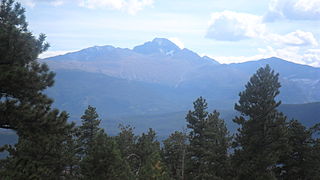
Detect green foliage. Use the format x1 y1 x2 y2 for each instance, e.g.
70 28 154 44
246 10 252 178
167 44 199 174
1 110 75 179
136 128 169 180
78 105 101 154
115 124 140 175
81 130 132 180
276 120 320 179
162 130 187 180
77 107 133 180
186 97 231 180
232 65 289 179
61 126 82 179
0 1 76 178
0 0 53 130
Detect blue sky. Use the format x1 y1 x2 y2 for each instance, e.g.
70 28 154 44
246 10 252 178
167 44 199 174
18 0 320 66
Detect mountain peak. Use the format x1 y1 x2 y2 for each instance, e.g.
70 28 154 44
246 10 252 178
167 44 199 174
133 38 180 55
152 38 175 46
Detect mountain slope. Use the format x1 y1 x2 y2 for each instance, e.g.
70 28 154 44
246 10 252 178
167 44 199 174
46 69 195 119
279 102 320 127
107 102 320 136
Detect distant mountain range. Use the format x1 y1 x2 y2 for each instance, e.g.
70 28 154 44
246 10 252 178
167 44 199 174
46 38 219 86
42 38 320 135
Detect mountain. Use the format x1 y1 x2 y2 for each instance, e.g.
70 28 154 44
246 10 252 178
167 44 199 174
279 102 320 127
46 38 219 86
133 38 181 55
41 38 320 135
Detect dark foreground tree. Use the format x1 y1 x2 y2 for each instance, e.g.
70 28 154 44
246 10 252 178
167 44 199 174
136 128 169 180
162 130 188 180
76 107 133 180
81 130 133 180
186 97 231 180
232 65 288 179
115 124 140 175
61 126 82 179
0 0 52 130
276 120 320 179
0 0 75 179
1 111 74 179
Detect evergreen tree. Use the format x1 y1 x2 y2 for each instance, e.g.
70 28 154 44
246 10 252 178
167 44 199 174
0 0 53 131
115 124 140 175
1 110 74 179
136 128 169 180
116 124 137 158
232 65 288 180
162 130 188 180
0 1 75 178
61 126 82 179
81 130 133 180
186 97 231 180
276 120 320 179
78 105 101 154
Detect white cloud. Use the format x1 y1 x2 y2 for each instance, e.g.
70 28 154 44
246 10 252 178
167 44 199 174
39 50 77 59
209 46 320 67
206 11 266 41
265 46 320 67
267 30 318 47
168 37 184 49
78 0 154 14
18 0 35 7
206 11 318 47
18 0 64 7
205 10 319 66
264 0 320 21
18 0 152 13
303 49 320 66
51 0 64 6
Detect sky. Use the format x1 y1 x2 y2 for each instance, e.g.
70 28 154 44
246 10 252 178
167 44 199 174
18 0 320 66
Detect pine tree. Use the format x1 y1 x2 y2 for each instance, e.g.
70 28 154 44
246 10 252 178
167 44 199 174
0 1 75 178
136 128 169 180
1 110 75 179
232 65 288 180
276 120 320 179
81 130 133 180
78 105 101 154
78 108 133 179
61 126 82 179
0 0 53 131
162 130 188 180
115 124 140 175
186 97 231 180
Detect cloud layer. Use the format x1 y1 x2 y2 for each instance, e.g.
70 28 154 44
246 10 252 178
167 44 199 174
206 11 318 47
19 0 154 14
206 11 266 41
78 0 154 14
206 2 319 67
264 0 320 21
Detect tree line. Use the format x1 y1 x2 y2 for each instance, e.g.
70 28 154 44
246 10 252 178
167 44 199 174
1 0 320 179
